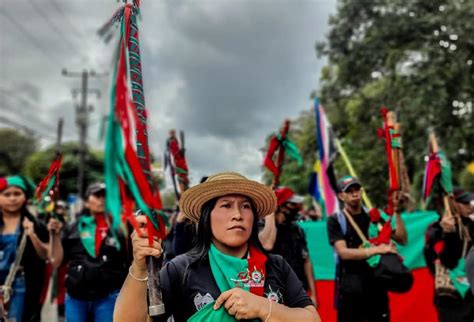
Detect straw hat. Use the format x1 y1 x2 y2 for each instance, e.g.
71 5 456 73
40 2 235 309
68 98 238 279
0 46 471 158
179 172 276 223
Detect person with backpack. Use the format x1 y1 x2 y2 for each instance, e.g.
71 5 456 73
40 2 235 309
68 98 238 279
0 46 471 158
327 176 407 322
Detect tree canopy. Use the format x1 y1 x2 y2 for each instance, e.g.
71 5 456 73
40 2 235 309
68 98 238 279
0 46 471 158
264 0 474 207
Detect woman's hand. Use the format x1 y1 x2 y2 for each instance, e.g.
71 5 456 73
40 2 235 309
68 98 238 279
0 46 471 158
213 288 269 320
22 217 35 237
374 243 397 255
131 215 163 272
47 218 63 236
440 215 456 233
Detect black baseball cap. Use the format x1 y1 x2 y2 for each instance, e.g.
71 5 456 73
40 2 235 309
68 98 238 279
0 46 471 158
85 182 106 198
337 176 361 192
454 187 474 204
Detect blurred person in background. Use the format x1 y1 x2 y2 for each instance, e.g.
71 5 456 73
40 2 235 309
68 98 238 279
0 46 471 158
51 182 130 322
424 188 474 322
0 176 59 322
258 186 317 305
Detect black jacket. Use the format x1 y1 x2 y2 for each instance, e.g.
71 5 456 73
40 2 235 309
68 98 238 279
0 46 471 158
62 215 130 300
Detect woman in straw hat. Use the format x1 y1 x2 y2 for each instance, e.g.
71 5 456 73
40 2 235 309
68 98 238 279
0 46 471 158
114 172 320 322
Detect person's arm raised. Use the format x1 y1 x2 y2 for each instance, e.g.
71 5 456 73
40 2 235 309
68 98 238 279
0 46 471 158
114 215 164 322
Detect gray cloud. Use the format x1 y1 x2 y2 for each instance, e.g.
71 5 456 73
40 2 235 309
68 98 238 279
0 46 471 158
1 0 336 186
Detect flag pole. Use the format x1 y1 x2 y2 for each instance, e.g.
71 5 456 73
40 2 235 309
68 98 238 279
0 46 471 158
335 138 373 209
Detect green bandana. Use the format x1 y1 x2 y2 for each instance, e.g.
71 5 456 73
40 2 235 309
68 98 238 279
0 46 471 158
188 244 266 322
449 258 470 298
5 175 36 199
77 215 97 258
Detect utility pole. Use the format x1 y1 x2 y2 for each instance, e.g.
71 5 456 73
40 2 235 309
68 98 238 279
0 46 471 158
62 69 105 198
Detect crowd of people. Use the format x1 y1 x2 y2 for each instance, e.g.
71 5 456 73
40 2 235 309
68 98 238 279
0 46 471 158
0 170 473 322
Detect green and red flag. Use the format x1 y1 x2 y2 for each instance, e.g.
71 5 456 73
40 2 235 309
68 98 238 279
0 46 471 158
33 153 63 212
164 130 189 199
101 2 165 241
422 133 453 200
263 119 303 188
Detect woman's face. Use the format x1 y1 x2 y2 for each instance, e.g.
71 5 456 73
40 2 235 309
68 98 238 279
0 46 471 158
211 194 254 249
0 186 26 214
86 193 105 214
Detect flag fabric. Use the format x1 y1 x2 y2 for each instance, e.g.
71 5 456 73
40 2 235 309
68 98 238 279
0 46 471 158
310 98 338 217
422 146 453 201
102 4 165 241
33 154 62 212
300 211 439 322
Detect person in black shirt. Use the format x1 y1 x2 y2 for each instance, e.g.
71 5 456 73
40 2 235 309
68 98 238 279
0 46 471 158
258 186 317 305
327 176 407 322
51 182 130 322
424 188 474 322
115 172 320 322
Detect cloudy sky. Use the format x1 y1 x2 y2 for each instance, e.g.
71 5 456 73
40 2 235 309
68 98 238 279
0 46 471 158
0 0 336 187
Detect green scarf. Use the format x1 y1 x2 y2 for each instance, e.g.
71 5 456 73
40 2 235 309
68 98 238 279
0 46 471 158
77 215 97 258
188 244 266 322
450 258 470 298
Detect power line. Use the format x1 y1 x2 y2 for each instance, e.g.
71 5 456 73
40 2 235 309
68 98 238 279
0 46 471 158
0 9 57 66
0 89 76 137
47 0 87 43
27 0 87 60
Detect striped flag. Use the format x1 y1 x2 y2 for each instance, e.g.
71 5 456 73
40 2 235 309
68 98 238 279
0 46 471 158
309 98 338 218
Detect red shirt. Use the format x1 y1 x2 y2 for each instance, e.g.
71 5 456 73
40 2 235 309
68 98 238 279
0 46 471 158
94 214 108 257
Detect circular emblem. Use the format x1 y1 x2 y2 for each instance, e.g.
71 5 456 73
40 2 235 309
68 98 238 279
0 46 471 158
267 291 279 303
251 269 263 283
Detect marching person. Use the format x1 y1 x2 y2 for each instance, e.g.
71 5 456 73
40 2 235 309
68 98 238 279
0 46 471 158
114 172 321 322
0 176 58 322
327 176 407 322
52 182 130 322
258 186 317 305
424 188 474 322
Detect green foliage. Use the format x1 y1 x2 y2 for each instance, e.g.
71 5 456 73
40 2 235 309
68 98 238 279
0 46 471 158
0 128 37 176
24 142 104 197
314 0 473 206
459 166 474 192
264 0 473 207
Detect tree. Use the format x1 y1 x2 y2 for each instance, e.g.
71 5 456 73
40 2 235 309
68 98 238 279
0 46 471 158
0 128 37 176
24 142 104 198
314 0 474 205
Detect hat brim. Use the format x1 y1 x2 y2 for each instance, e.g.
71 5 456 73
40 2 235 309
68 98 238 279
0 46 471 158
340 182 361 192
179 179 276 223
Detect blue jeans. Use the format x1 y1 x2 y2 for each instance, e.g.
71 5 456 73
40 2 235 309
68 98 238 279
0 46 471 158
7 275 26 322
65 290 119 322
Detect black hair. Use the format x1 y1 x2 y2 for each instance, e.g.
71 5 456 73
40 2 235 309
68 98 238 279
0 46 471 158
189 196 267 260
0 204 35 233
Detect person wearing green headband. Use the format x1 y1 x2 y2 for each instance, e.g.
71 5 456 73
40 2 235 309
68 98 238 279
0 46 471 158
114 172 320 322
0 175 51 322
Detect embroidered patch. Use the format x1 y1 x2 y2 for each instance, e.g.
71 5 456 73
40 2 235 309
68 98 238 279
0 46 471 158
249 267 265 287
265 286 282 303
193 292 214 311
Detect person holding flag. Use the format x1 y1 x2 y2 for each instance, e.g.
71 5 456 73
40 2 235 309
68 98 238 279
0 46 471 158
114 172 320 322
0 176 58 322
424 188 474 322
327 176 407 322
